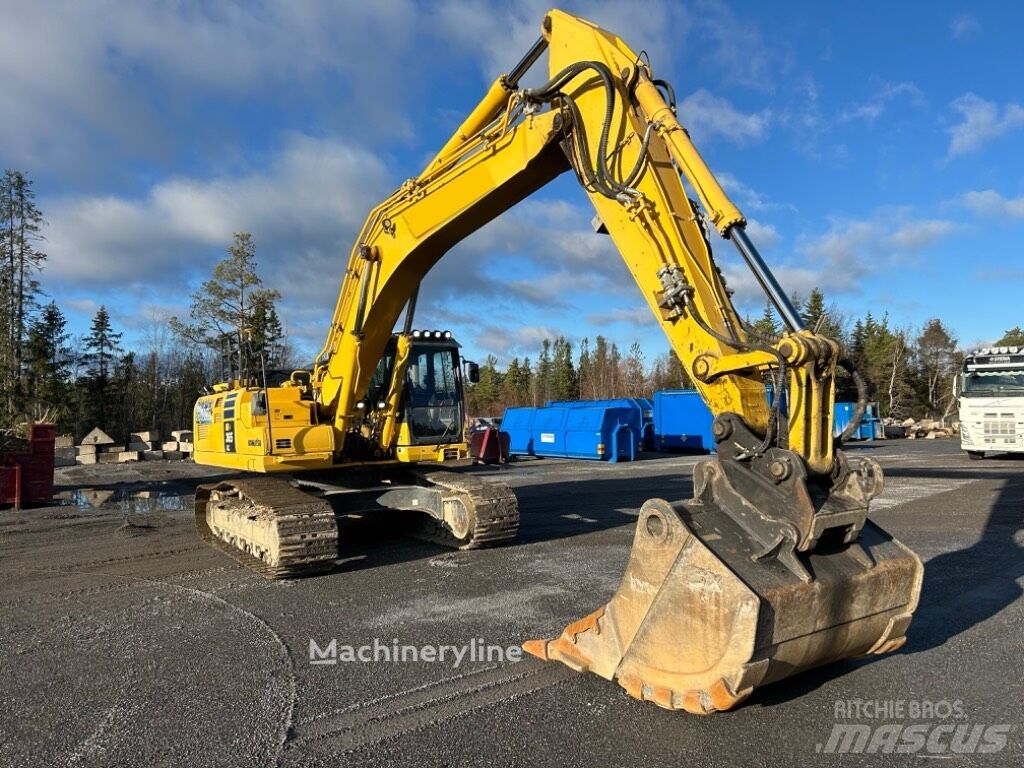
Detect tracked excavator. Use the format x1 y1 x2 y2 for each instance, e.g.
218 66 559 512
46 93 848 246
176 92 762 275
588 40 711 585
192 9 923 712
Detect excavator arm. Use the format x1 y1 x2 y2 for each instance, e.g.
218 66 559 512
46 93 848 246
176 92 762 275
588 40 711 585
315 10 832 475
308 9 922 712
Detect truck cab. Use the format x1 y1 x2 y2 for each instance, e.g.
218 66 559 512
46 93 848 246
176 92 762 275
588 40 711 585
958 346 1024 459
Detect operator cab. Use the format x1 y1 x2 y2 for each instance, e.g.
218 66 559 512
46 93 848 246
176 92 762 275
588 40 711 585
364 330 476 448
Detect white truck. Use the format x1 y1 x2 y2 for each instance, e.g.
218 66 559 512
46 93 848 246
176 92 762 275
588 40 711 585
958 346 1024 459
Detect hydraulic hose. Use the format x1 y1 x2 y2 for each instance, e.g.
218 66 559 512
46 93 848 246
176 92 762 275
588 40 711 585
837 358 869 444
524 61 653 200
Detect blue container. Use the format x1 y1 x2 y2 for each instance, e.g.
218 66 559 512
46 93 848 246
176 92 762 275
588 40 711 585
544 398 653 450
833 401 882 440
652 390 716 452
500 404 639 461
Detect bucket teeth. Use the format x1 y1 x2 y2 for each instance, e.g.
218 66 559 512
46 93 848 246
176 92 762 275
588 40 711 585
523 489 923 714
523 607 606 672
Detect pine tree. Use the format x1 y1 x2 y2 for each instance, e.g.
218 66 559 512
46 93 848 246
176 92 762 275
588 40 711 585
550 336 578 400
0 170 47 419
170 232 282 370
468 354 502 414
248 291 286 366
995 327 1024 346
502 358 529 407
535 339 553 404
857 313 912 417
801 288 844 343
748 303 780 344
82 306 124 430
23 301 70 417
577 338 592 400
650 350 689 391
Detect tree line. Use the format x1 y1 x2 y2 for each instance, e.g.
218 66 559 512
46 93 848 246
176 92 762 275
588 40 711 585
467 288 1018 424
3 167 1018 438
0 169 288 440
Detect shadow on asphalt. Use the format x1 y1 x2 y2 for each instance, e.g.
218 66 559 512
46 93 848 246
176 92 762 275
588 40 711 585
754 459 1024 707
325 470 699 573
883 463 1024 654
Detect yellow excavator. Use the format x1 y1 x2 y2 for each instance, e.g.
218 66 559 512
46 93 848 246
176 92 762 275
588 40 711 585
192 9 923 713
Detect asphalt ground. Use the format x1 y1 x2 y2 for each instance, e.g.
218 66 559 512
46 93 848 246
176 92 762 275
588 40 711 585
1 439 1021 767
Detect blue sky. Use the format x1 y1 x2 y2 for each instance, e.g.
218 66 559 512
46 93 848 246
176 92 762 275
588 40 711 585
4 0 1022 366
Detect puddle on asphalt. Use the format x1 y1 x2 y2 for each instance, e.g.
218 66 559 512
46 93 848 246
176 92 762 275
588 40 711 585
56 487 189 514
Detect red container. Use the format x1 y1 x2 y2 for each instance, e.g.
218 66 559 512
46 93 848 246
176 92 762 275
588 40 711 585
0 423 56 508
469 426 510 465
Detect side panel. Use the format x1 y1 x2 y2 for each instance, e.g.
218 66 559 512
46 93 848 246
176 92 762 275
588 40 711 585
193 387 337 473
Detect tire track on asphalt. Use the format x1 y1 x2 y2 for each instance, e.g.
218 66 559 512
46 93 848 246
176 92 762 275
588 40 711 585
288 662 575 756
870 477 974 511
8 566 296 768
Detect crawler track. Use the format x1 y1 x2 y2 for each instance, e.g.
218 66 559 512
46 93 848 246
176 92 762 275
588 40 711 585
410 470 520 549
195 472 519 579
194 477 339 579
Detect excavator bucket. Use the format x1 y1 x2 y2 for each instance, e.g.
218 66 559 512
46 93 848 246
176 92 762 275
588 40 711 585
525 453 923 713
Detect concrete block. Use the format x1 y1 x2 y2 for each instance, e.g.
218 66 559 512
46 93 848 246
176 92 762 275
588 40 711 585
55 446 75 460
178 442 194 453
131 430 160 443
54 456 77 467
161 441 179 452
100 444 125 453
97 452 121 464
143 450 165 461
75 444 98 456
81 427 116 445
76 453 99 465
127 441 150 452
171 430 193 442
118 451 142 463
163 450 184 460
56 435 74 448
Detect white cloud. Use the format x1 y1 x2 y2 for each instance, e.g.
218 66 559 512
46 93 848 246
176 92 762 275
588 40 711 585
798 210 957 275
960 189 1024 218
745 219 780 250
435 0 689 86
946 93 1024 159
474 324 561 361
887 219 957 249
587 306 656 328
44 134 392 350
716 172 798 218
47 134 390 283
950 14 981 43
712 208 958 312
687 0 773 91
678 89 772 145
0 0 423 171
838 81 925 124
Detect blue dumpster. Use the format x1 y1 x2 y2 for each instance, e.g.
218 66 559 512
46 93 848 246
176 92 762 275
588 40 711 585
500 404 639 461
834 401 882 440
652 390 715 452
544 398 653 450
